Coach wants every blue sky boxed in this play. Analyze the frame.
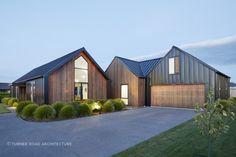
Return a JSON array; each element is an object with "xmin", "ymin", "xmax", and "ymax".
[{"xmin": 0, "ymin": 0, "xmax": 236, "ymax": 82}]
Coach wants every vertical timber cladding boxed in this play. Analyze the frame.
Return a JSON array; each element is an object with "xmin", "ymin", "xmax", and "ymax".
[
  {"xmin": 105, "ymin": 58, "xmax": 145, "ymax": 106},
  {"xmin": 151, "ymin": 84, "xmax": 205, "ymax": 108},
  {"xmin": 149, "ymin": 47, "xmax": 217, "ymax": 107},
  {"xmin": 48, "ymin": 51, "xmax": 107, "ymax": 104},
  {"xmin": 215, "ymin": 73, "xmax": 230, "ymax": 99}
]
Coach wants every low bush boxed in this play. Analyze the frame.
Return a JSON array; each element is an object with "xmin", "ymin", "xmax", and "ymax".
[
  {"xmin": 1, "ymin": 97, "xmax": 10, "ymax": 104},
  {"xmin": 16, "ymin": 101, "xmax": 33, "ymax": 115},
  {"xmin": 13, "ymin": 102, "xmax": 19, "ymax": 107},
  {"xmin": 33, "ymin": 105, "xmax": 55, "ymax": 120},
  {"xmin": 88, "ymin": 102, "xmax": 101, "ymax": 112},
  {"xmin": 68, "ymin": 102, "xmax": 80, "ymax": 116},
  {"xmin": 103, "ymin": 100, "xmax": 114, "ymax": 113},
  {"xmin": 97, "ymin": 99, "xmax": 106, "ymax": 106},
  {"xmin": 52, "ymin": 102, "xmax": 66, "ymax": 117},
  {"xmin": 22, "ymin": 104, "xmax": 38, "ymax": 119},
  {"xmin": 112, "ymin": 99, "xmax": 125, "ymax": 111},
  {"xmin": 78, "ymin": 104, "xmax": 91, "ymax": 116},
  {"xmin": 0, "ymin": 93, "xmax": 10, "ymax": 102},
  {"xmin": 8, "ymin": 98, "xmax": 18, "ymax": 106},
  {"xmin": 59, "ymin": 105, "xmax": 76, "ymax": 119}
]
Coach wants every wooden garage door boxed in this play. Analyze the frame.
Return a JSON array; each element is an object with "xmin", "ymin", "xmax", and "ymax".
[{"xmin": 151, "ymin": 84, "xmax": 205, "ymax": 108}]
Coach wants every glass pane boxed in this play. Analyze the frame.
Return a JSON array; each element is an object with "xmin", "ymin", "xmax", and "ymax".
[
  {"xmin": 169, "ymin": 58, "xmax": 175, "ymax": 74},
  {"xmin": 75, "ymin": 56, "xmax": 88, "ymax": 69},
  {"xmin": 82, "ymin": 84, "xmax": 88, "ymax": 99},
  {"xmin": 75, "ymin": 69, "xmax": 88, "ymax": 82},
  {"xmin": 75, "ymin": 83, "xmax": 82, "ymax": 100},
  {"xmin": 121, "ymin": 85, "xmax": 128, "ymax": 98}
]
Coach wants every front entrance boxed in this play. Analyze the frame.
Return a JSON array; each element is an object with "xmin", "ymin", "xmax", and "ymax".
[{"xmin": 75, "ymin": 83, "xmax": 88, "ymax": 100}]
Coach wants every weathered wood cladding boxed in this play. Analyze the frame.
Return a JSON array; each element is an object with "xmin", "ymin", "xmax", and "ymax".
[
  {"xmin": 106, "ymin": 58, "xmax": 145, "ymax": 106},
  {"xmin": 26, "ymin": 78, "xmax": 44, "ymax": 104},
  {"xmin": 48, "ymin": 51, "xmax": 107, "ymax": 104},
  {"xmin": 149, "ymin": 48, "xmax": 217, "ymax": 100}
]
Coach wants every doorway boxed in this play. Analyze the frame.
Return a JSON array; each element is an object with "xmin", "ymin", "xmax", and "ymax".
[{"xmin": 75, "ymin": 83, "xmax": 88, "ymax": 100}]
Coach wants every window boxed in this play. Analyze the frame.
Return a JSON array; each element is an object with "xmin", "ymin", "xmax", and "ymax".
[
  {"xmin": 169, "ymin": 57, "xmax": 180, "ymax": 74},
  {"xmin": 121, "ymin": 84, "xmax": 128, "ymax": 105},
  {"xmin": 74, "ymin": 56, "xmax": 88, "ymax": 100}
]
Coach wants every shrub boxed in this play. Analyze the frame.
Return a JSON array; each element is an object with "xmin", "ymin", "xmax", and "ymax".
[
  {"xmin": 13, "ymin": 102, "xmax": 19, "ymax": 107},
  {"xmin": 8, "ymin": 98, "xmax": 18, "ymax": 106},
  {"xmin": 33, "ymin": 105, "xmax": 55, "ymax": 120},
  {"xmin": 52, "ymin": 102, "xmax": 66, "ymax": 117},
  {"xmin": 78, "ymin": 104, "xmax": 91, "ymax": 116},
  {"xmin": 22, "ymin": 104, "xmax": 38, "ymax": 119},
  {"xmin": 16, "ymin": 101, "xmax": 33, "ymax": 115},
  {"xmin": 68, "ymin": 102, "xmax": 80, "ymax": 116},
  {"xmin": 112, "ymin": 99, "xmax": 125, "ymax": 111},
  {"xmin": 102, "ymin": 100, "xmax": 114, "ymax": 113},
  {"xmin": 97, "ymin": 99, "xmax": 106, "ymax": 106},
  {"xmin": 1, "ymin": 97, "xmax": 10, "ymax": 104},
  {"xmin": 88, "ymin": 102, "xmax": 101, "ymax": 112},
  {"xmin": 59, "ymin": 105, "xmax": 76, "ymax": 119}
]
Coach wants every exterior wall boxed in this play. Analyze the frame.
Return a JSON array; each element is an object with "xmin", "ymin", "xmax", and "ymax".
[
  {"xmin": 230, "ymin": 87, "xmax": 236, "ymax": 97},
  {"xmin": 215, "ymin": 73, "xmax": 230, "ymax": 99},
  {"xmin": 26, "ymin": 78, "xmax": 44, "ymax": 104},
  {"xmin": 48, "ymin": 51, "xmax": 107, "ymax": 104},
  {"xmin": 106, "ymin": 58, "xmax": 145, "ymax": 106},
  {"xmin": 149, "ymin": 47, "xmax": 217, "ymax": 100}
]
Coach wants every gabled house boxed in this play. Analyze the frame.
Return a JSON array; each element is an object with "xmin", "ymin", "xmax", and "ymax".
[
  {"xmin": 106, "ymin": 57, "xmax": 161, "ymax": 106},
  {"xmin": 0, "ymin": 83, "xmax": 10, "ymax": 93},
  {"xmin": 106, "ymin": 46, "xmax": 230, "ymax": 108},
  {"xmin": 12, "ymin": 48, "xmax": 108, "ymax": 104}
]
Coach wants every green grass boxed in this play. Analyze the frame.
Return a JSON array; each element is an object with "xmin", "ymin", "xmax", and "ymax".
[
  {"xmin": 0, "ymin": 103, "xmax": 10, "ymax": 114},
  {"xmin": 113, "ymin": 119, "xmax": 236, "ymax": 157}
]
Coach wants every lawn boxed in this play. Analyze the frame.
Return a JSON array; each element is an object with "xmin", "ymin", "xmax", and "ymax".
[
  {"xmin": 0, "ymin": 103, "xmax": 10, "ymax": 114},
  {"xmin": 113, "ymin": 119, "xmax": 236, "ymax": 157}
]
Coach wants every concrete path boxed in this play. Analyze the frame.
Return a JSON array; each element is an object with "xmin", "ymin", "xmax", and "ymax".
[{"xmin": 0, "ymin": 107, "xmax": 195, "ymax": 157}]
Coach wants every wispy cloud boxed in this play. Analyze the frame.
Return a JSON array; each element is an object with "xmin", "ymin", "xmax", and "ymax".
[{"xmin": 133, "ymin": 34, "xmax": 236, "ymax": 63}]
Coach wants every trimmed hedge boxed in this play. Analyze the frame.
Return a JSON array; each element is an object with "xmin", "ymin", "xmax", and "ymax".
[
  {"xmin": 103, "ymin": 100, "xmax": 114, "ymax": 112},
  {"xmin": 78, "ymin": 104, "xmax": 91, "ymax": 116},
  {"xmin": 112, "ymin": 99, "xmax": 125, "ymax": 111},
  {"xmin": 59, "ymin": 105, "xmax": 76, "ymax": 119},
  {"xmin": 13, "ymin": 102, "xmax": 19, "ymax": 107},
  {"xmin": 2, "ymin": 97, "xmax": 10, "ymax": 104},
  {"xmin": 88, "ymin": 102, "xmax": 101, "ymax": 112},
  {"xmin": 8, "ymin": 98, "xmax": 18, "ymax": 106},
  {"xmin": 16, "ymin": 101, "xmax": 33, "ymax": 115},
  {"xmin": 22, "ymin": 104, "xmax": 38, "ymax": 119},
  {"xmin": 52, "ymin": 102, "xmax": 66, "ymax": 117},
  {"xmin": 33, "ymin": 105, "xmax": 55, "ymax": 120}
]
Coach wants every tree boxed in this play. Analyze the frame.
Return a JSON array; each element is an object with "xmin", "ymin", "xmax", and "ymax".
[{"xmin": 195, "ymin": 90, "xmax": 235, "ymax": 157}]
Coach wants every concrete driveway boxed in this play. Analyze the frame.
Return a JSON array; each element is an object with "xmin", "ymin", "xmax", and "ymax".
[{"xmin": 0, "ymin": 107, "xmax": 195, "ymax": 157}]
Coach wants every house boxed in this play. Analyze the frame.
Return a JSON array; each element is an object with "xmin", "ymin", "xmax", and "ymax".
[
  {"xmin": 11, "ymin": 48, "xmax": 108, "ymax": 104},
  {"xmin": 0, "ymin": 83, "xmax": 10, "ymax": 93},
  {"xmin": 106, "ymin": 46, "xmax": 230, "ymax": 108}
]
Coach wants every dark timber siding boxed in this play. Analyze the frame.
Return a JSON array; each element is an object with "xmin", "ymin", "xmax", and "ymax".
[
  {"xmin": 149, "ymin": 47, "xmax": 228, "ymax": 100},
  {"xmin": 106, "ymin": 58, "xmax": 145, "ymax": 106},
  {"xmin": 26, "ymin": 78, "xmax": 44, "ymax": 104},
  {"xmin": 48, "ymin": 51, "xmax": 107, "ymax": 104},
  {"xmin": 215, "ymin": 73, "xmax": 230, "ymax": 99}
]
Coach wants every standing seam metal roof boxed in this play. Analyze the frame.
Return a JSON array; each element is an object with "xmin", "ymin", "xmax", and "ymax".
[{"xmin": 116, "ymin": 57, "xmax": 162, "ymax": 78}]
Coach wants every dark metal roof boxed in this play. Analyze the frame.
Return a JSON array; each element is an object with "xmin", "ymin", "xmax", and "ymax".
[
  {"xmin": 13, "ymin": 47, "xmax": 108, "ymax": 84},
  {"xmin": 116, "ymin": 57, "xmax": 162, "ymax": 78},
  {"xmin": 0, "ymin": 83, "xmax": 10, "ymax": 90}
]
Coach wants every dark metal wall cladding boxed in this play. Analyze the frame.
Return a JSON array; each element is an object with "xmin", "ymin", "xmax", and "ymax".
[
  {"xmin": 215, "ymin": 73, "xmax": 230, "ymax": 99},
  {"xmin": 149, "ymin": 48, "xmax": 217, "ymax": 96}
]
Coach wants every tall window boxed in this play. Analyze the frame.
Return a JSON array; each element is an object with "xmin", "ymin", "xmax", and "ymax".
[
  {"xmin": 74, "ymin": 56, "xmax": 88, "ymax": 100},
  {"xmin": 121, "ymin": 84, "xmax": 128, "ymax": 105},
  {"xmin": 169, "ymin": 57, "xmax": 180, "ymax": 74}
]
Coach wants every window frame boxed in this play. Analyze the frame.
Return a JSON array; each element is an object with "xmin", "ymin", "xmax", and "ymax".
[
  {"xmin": 169, "ymin": 56, "xmax": 180, "ymax": 75},
  {"xmin": 120, "ymin": 84, "xmax": 129, "ymax": 105}
]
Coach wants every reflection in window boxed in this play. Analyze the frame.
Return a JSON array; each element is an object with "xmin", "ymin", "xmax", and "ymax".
[
  {"xmin": 74, "ymin": 56, "xmax": 88, "ymax": 100},
  {"xmin": 169, "ymin": 57, "xmax": 180, "ymax": 74}
]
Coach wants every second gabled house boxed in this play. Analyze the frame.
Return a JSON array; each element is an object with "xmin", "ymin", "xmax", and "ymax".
[
  {"xmin": 106, "ymin": 46, "xmax": 230, "ymax": 108},
  {"xmin": 11, "ymin": 48, "xmax": 108, "ymax": 104}
]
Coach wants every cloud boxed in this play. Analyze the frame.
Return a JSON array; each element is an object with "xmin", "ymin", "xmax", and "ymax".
[{"xmin": 133, "ymin": 35, "xmax": 236, "ymax": 65}]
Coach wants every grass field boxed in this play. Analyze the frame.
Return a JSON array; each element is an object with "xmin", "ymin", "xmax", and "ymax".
[
  {"xmin": 113, "ymin": 119, "xmax": 236, "ymax": 157},
  {"xmin": 0, "ymin": 103, "xmax": 10, "ymax": 114}
]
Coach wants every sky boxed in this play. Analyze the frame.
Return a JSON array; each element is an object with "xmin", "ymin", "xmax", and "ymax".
[{"xmin": 0, "ymin": 0, "xmax": 236, "ymax": 82}]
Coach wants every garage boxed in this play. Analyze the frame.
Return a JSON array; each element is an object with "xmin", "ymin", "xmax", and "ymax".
[{"xmin": 151, "ymin": 84, "xmax": 205, "ymax": 108}]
